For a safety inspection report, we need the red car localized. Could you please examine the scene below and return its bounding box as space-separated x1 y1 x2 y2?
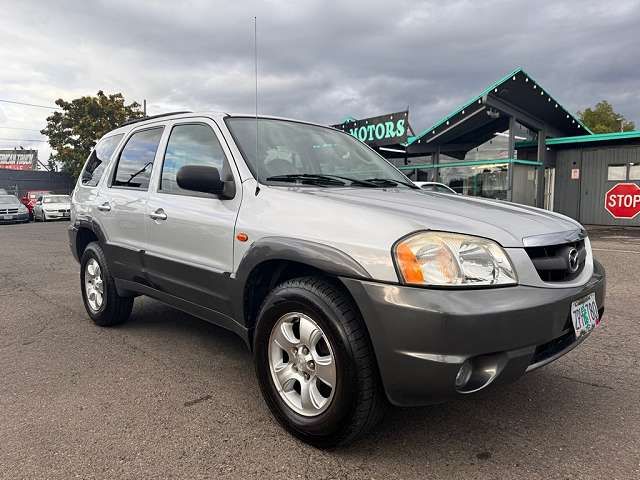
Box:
21 190 51 220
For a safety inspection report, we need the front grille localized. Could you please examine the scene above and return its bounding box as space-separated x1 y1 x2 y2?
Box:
525 239 586 282
57 209 70 213
0 208 19 214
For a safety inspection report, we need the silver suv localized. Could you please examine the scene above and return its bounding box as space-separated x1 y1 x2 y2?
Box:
69 112 606 446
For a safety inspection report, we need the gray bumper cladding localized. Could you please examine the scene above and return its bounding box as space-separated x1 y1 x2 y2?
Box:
340 260 606 407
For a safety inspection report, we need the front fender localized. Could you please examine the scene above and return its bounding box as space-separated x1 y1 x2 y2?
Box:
232 236 372 326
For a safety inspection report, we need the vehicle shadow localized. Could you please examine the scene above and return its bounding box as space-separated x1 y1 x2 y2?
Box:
114 297 612 467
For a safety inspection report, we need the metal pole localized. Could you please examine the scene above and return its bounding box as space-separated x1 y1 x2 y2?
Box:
507 116 516 202
143 99 147 117
537 129 546 208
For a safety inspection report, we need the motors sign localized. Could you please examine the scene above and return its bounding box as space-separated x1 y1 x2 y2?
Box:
332 111 411 147
605 183 640 219
0 149 37 171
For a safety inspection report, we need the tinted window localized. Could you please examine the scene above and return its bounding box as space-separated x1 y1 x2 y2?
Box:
161 124 226 194
112 128 163 189
82 134 124 186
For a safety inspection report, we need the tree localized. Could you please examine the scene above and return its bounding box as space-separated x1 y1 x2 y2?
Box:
41 91 143 178
578 100 635 134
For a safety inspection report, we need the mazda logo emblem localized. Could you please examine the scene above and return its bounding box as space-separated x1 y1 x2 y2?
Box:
568 248 580 273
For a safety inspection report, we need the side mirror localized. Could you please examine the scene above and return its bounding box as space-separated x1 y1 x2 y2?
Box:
176 165 234 198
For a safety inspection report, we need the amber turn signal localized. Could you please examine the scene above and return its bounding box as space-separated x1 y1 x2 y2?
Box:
395 242 425 284
236 232 249 242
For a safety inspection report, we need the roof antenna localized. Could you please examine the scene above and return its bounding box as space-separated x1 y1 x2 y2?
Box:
253 16 261 196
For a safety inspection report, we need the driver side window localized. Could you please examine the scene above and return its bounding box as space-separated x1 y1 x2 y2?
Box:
160 123 227 194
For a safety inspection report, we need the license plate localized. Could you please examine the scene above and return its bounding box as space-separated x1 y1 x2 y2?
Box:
3 215 12 220
570 293 599 338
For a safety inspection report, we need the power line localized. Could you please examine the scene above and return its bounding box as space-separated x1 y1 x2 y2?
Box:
0 126 44 132
0 137 48 142
0 99 61 110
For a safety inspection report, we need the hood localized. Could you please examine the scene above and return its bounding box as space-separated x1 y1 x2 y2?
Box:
43 202 70 208
0 201 21 209
302 188 582 248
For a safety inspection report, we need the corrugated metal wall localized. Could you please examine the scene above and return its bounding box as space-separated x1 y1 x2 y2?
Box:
0 170 74 198
580 147 640 226
554 145 640 226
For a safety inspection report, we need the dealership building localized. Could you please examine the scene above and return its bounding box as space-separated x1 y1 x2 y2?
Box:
334 67 640 226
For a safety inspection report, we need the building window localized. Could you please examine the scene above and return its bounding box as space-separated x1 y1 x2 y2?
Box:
607 164 627 181
439 163 508 199
629 163 640 181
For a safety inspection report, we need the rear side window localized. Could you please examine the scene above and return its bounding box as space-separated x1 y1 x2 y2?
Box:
160 124 227 194
82 134 124 187
112 127 164 189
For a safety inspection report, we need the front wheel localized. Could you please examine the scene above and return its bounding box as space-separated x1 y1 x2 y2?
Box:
253 277 385 447
80 242 133 326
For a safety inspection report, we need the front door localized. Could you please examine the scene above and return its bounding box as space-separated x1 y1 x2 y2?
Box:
144 119 242 317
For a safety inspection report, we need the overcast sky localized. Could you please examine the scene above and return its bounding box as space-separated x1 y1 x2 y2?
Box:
1 0 639 162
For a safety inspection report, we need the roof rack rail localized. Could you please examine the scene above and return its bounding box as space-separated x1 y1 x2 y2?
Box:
120 111 192 127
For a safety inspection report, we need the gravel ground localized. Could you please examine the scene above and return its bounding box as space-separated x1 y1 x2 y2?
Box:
1 221 638 479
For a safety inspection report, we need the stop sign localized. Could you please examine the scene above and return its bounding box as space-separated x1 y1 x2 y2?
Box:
605 183 640 219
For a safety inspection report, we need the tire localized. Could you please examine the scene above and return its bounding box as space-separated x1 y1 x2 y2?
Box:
253 276 386 447
80 242 133 327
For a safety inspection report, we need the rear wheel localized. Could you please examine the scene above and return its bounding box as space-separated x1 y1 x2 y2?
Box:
80 242 133 326
254 276 385 447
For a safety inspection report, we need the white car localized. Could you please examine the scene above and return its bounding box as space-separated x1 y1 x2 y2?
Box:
33 194 71 221
413 181 457 194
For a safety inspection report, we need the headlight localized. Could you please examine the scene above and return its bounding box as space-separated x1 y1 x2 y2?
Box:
18 204 27 213
393 231 517 287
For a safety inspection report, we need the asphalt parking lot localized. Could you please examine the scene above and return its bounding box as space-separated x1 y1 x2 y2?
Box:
1 221 639 479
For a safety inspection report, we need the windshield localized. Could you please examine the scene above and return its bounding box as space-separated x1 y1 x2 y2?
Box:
0 195 19 204
226 118 414 188
43 195 70 204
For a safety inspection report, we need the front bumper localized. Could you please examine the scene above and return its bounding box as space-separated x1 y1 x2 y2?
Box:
0 213 29 224
43 210 71 220
341 260 606 407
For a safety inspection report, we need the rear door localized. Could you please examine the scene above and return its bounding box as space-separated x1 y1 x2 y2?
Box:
97 125 165 281
144 118 242 316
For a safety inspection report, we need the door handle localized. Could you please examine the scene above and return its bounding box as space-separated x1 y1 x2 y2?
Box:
97 202 111 212
149 209 167 221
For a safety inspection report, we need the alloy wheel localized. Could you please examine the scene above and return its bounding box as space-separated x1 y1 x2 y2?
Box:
268 312 337 417
84 258 104 312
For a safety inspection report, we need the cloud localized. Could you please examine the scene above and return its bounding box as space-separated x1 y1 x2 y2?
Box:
1 0 639 162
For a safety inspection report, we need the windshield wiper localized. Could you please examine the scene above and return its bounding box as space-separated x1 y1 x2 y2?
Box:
363 177 418 188
315 174 381 187
265 174 346 186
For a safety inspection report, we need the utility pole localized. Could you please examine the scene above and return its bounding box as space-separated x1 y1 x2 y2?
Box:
143 99 147 117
